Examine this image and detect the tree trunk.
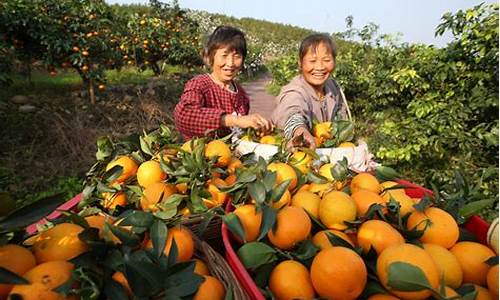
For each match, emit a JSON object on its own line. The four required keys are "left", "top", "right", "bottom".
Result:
{"left": 89, "top": 78, "right": 96, "bottom": 105}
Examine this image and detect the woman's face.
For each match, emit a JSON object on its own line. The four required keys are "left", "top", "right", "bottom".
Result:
{"left": 300, "top": 42, "right": 335, "bottom": 91}
{"left": 210, "top": 46, "right": 243, "bottom": 84}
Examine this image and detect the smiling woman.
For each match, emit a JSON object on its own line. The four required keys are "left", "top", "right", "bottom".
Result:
{"left": 271, "top": 33, "right": 350, "bottom": 150}
{"left": 173, "top": 25, "right": 272, "bottom": 140}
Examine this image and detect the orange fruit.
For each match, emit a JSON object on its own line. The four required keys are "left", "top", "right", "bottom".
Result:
{"left": 312, "top": 229, "right": 354, "bottom": 250}
{"left": 194, "top": 259, "right": 210, "bottom": 276}
{"left": 226, "top": 158, "right": 242, "bottom": 173}
{"left": 376, "top": 243, "right": 439, "bottom": 300}
{"left": 319, "top": 191, "right": 357, "bottom": 230}
{"left": 225, "top": 174, "right": 237, "bottom": 186}
{"left": 487, "top": 264, "right": 499, "bottom": 298}
{"left": 233, "top": 204, "right": 262, "bottom": 242}
{"left": 259, "top": 135, "right": 277, "bottom": 145}
{"left": 290, "top": 190, "right": 321, "bottom": 218}
{"left": 32, "top": 223, "right": 88, "bottom": 264}
{"left": 422, "top": 243, "right": 463, "bottom": 289}
{"left": 271, "top": 189, "right": 291, "bottom": 209}
{"left": 207, "top": 178, "right": 228, "bottom": 206}
{"left": 112, "top": 271, "right": 132, "bottom": 298}
{"left": 145, "top": 226, "right": 194, "bottom": 262}
{"left": 193, "top": 275, "right": 225, "bottom": 300}
{"left": 289, "top": 151, "right": 312, "bottom": 174}
{"left": 136, "top": 160, "right": 167, "bottom": 188}
{"left": 102, "top": 192, "right": 128, "bottom": 210}
{"left": 140, "top": 182, "right": 177, "bottom": 212}
{"left": 84, "top": 214, "right": 125, "bottom": 244}
{"left": 450, "top": 241, "right": 496, "bottom": 285}
{"left": 105, "top": 156, "right": 138, "bottom": 183}
{"left": 204, "top": 140, "right": 231, "bottom": 167}
{"left": 175, "top": 182, "right": 189, "bottom": 194}
{"left": 313, "top": 122, "right": 332, "bottom": 139}
{"left": 268, "top": 206, "right": 311, "bottom": 250}
{"left": 351, "top": 190, "right": 386, "bottom": 217}
{"left": 297, "top": 184, "right": 311, "bottom": 193}
{"left": 357, "top": 220, "right": 405, "bottom": 255}
{"left": 267, "top": 162, "right": 297, "bottom": 190}
{"left": 407, "top": 207, "right": 459, "bottom": 249}
{"left": 0, "top": 244, "right": 36, "bottom": 298}
{"left": 311, "top": 247, "right": 367, "bottom": 300}
{"left": 181, "top": 140, "right": 194, "bottom": 153}
{"left": 367, "top": 294, "right": 400, "bottom": 300}
{"left": 318, "top": 163, "right": 335, "bottom": 181}
{"left": 268, "top": 260, "right": 315, "bottom": 300}
{"left": 308, "top": 182, "right": 336, "bottom": 197}
{"left": 380, "top": 181, "right": 407, "bottom": 202}
{"left": 350, "top": 172, "right": 381, "bottom": 194}
{"left": 9, "top": 261, "right": 74, "bottom": 300}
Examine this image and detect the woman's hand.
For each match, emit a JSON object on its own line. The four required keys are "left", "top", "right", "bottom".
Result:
{"left": 287, "top": 126, "right": 316, "bottom": 151}
{"left": 222, "top": 113, "right": 273, "bottom": 134}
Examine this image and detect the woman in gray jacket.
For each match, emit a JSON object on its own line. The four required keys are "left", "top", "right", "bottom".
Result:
{"left": 271, "top": 34, "right": 350, "bottom": 150}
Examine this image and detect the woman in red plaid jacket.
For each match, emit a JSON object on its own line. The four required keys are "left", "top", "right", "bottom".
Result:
{"left": 174, "top": 26, "right": 272, "bottom": 141}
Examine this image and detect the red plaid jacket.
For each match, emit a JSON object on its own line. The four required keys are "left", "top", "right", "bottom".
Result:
{"left": 174, "top": 74, "right": 250, "bottom": 141}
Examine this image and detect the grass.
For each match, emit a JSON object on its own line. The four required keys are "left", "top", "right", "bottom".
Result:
{"left": 0, "top": 65, "right": 200, "bottom": 102}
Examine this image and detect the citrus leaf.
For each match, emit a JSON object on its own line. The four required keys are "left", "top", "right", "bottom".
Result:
{"left": 222, "top": 213, "right": 245, "bottom": 242}
{"left": 257, "top": 206, "right": 276, "bottom": 241}
{"left": 237, "top": 170, "right": 257, "bottom": 183}
{"left": 103, "top": 165, "right": 123, "bottom": 184}
{"left": 292, "top": 240, "right": 319, "bottom": 261}
{"left": 150, "top": 220, "right": 167, "bottom": 258}
{"left": 325, "top": 231, "right": 354, "bottom": 249}
{"left": 387, "top": 261, "right": 432, "bottom": 291}
{"left": 164, "top": 261, "right": 203, "bottom": 297}
{"left": 105, "top": 277, "right": 130, "bottom": 300}
{"left": 459, "top": 199, "right": 496, "bottom": 219}
{"left": 248, "top": 182, "right": 266, "bottom": 205}
{"left": 0, "top": 267, "right": 29, "bottom": 284}
{"left": 96, "top": 136, "right": 113, "bottom": 161}
{"left": 120, "top": 211, "right": 154, "bottom": 227}
{"left": 375, "top": 166, "right": 401, "bottom": 181}
{"left": 262, "top": 171, "right": 277, "bottom": 192}
{"left": 140, "top": 135, "right": 154, "bottom": 156}
{"left": 307, "top": 172, "right": 328, "bottom": 184}
{"left": 105, "top": 223, "right": 140, "bottom": 247}
{"left": 485, "top": 256, "right": 498, "bottom": 266}
{"left": 270, "top": 180, "right": 290, "bottom": 203}
{"left": 0, "top": 193, "right": 65, "bottom": 232}
{"left": 237, "top": 242, "right": 278, "bottom": 271}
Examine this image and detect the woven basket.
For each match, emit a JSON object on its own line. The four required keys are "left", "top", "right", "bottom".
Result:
{"left": 193, "top": 234, "right": 251, "bottom": 300}
{"left": 182, "top": 214, "right": 223, "bottom": 252}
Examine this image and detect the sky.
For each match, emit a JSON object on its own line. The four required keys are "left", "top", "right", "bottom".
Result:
{"left": 106, "top": 0, "right": 497, "bottom": 47}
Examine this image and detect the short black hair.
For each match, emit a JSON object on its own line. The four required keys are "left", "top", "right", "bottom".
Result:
{"left": 203, "top": 26, "right": 247, "bottom": 66}
{"left": 299, "top": 33, "right": 337, "bottom": 62}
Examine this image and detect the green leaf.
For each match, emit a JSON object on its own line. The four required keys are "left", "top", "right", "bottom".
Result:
{"left": 270, "top": 180, "right": 291, "bottom": 204}
{"left": 119, "top": 210, "right": 154, "bottom": 228}
{"left": 257, "top": 206, "right": 276, "bottom": 241}
{"left": 164, "top": 262, "right": 203, "bottom": 297}
{"left": 237, "top": 242, "right": 278, "bottom": 271}
{"left": 150, "top": 220, "right": 167, "bottom": 258}
{"left": 375, "top": 166, "right": 401, "bottom": 181}
{"left": 105, "top": 223, "right": 140, "bottom": 247}
{"left": 485, "top": 256, "right": 498, "bottom": 266}
{"left": 293, "top": 240, "right": 320, "bottom": 261}
{"left": 387, "top": 261, "right": 432, "bottom": 291}
{"left": 140, "top": 135, "right": 154, "bottom": 156}
{"left": 0, "top": 193, "right": 65, "bottom": 232}
{"left": 262, "top": 171, "right": 277, "bottom": 192}
{"left": 222, "top": 213, "right": 246, "bottom": 242}
{"left": 104, "top": 277, "right": 130, "bottom": 300}
{"left": 459, "top": 199, "right": 496, "bottom": 219}
{"left": 306, "top": 172, "right": 328, "bottom": 184}
{"left": 96, "top": 136, "right": 114, "bottom": 161}
{"left": 325, "top": 231, "right": 354, "bottom": 249}
{"left": 125, "top": 258, "right": 162, "bottom": 297}
{"left": 248, "top": 182, "right": 266, "bottom": 204}
{"left": 237, "top": 170, "right": 257, "bottom": 183}
{"left": 0, "top": 267, "right": 30, "bottom": 285}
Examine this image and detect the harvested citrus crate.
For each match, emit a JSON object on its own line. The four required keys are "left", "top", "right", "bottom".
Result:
{"left": 221, "top": 180, "right": 492, "bottom": 300}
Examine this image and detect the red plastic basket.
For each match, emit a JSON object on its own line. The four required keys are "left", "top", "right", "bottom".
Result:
{"left": 25, "top": 193, "right": 83, "bottom": 235}
{"left": 222, "top": 181, "right": 491, "bottom": 300}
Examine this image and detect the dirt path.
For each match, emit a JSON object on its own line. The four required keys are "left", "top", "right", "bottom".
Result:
{"left": 241, "top": 74, "right": 276, "bottom": 120}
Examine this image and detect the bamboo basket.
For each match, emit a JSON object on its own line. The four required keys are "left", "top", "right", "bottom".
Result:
{"left": 193, "top": 234, "right": 250, "bottom": 300}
